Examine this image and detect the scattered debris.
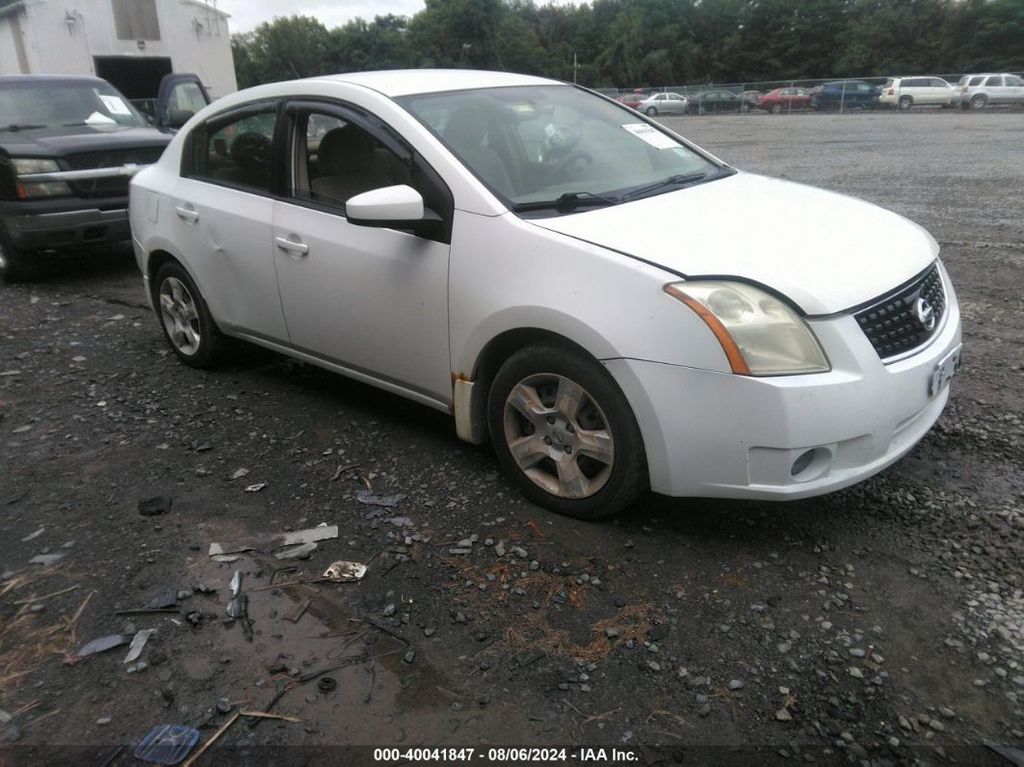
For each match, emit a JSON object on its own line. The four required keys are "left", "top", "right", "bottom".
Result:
{"left": 240, "top": 710, "right": 301, "bottom": 723}
{"left": 208, "top": 524, "right": 338, "bottom": 557}
{"left": 244, "top": 483, "right": 266, "bottom": 493}
{"left": 138, "top": 496, "right": 172, "bottom": 517}
{"left": 74, "top": 634, "right": 130, "bottom": 659}
{"left": 123, "top": 629, "right": 156, "bottom": 664}
{"left": 230, "top": 468, "right": 250, "bottom": 481}
{"left": 29, "top": 553, "right": 64, "bottom": 566}
{"left": 323, "top": 561, "right": 367, "bottom": 582}
{"left": 20, "top": 527, "right": 44, "bottom": 542}
{"left": 274, "top": 542, "right": 317, "bottom": 560}
{"left": 225, "top": 571, "right": 253, "bottom": 642}
{"left": 285, "top": 598, "right": 311, "bottom": 623}
{"left": 180, "top": 711, "right": 239, "bottom": 767}
{"left": 356, "top": 490, "right": 406, "bottom": 508}
{"left": 141, "top": 589, "right": 178, "bottom": 610}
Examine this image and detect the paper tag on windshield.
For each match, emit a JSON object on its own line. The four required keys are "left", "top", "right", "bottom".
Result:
{"left": 622, "top": 123, "right": 678, "bottom": 149}
{"left": 98, "top": 94, "right": 131, "bottom": 116}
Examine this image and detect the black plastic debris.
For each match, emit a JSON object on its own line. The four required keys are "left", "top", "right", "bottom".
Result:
{"left": 133, "top": 724, "right": 199, "bottom": 765}
{"left": 138, "top": 496, "right": 172, "bottom": 517}
{"left": 317, "top": 677, "right": 337, "bottom": 693}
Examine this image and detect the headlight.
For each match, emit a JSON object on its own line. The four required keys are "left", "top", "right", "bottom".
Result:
{"left": 664, "top": 281, "right": 830, "bottom": 375}
{"left": 11, "top": 158, "right": 72, "bottom": 199}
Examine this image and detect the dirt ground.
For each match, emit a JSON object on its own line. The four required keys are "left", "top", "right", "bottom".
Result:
{"left": 1, "top": 110, "right": 1023, "bottom": 765}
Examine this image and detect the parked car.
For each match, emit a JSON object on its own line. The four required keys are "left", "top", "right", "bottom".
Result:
{"left": 130, "top": 69, "right": 962, "bottom": 518}
{"left": 636, "top": 92, "right": 688, "bottom": 116}
{"left": 879, "top": 76, "right": 954, "bottom": 110}
{"left": 615, "top": 91, "right": 647, "bottom": 110}
{"left": 740, "top": 90, "right": 764, "bottom": 110}
{"left": 688, "top": 89, "right": 743, "bottom": 114}
{"left": 0, "top": 74, "right": 196, "bottom": 282}
{"left": 759, "top": 87, "right": 812, "bottom": 113}
{"left": 809, "top": 80, "right": 880, "bottom": 110}
{"left": 956, "top": 73, "right": 1024, "bottom": 110}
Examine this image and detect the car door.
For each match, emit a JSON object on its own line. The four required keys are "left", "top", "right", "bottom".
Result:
{"left": 1006, "top": 75, "right": 1024, "bottom": 104}
{"left": 156, "top": 74, "right": 211, "bottom": 130}
{"left": 666, "top": 93, "right": 685, "bottom": 115}
{"left": 174, "top": 101, "right": 289, "bottom": 341}
{"left": 985, "top": 75, "right": 1005, "bottom": 103}
{"left": 271, "top": 100, "right": 454, "bottom": 405}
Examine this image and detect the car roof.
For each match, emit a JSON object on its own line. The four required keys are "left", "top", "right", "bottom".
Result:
{"left": 305, "top": 69, "right": 560, "bottom": 97}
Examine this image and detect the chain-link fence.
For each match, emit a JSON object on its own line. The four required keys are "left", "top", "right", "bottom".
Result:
{"left": 598, "top": 73, "right": 1024, "bottom": 116}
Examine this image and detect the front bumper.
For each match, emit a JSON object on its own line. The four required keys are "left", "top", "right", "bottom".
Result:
{"left": 606, "top": 265, "right": 962, "bottom": 500}
{"left": 0, "top": 198, "right": 130, "bottom": 251}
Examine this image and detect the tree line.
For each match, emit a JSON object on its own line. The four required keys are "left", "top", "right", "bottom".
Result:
{"left": 231, "top": 0, "right": 1024, "bottom": 90}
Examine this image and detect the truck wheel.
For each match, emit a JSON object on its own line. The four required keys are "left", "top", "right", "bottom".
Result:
{"left": 487, "top": 345, "right": 647, "bottom": 519}
{"left": 0, "top": 224, "right": 35, "bottom": 283}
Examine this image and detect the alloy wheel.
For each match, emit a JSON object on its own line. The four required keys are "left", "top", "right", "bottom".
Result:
{"left": 159, "top": 276, "right": 202, "bottom": 356}
{"left": 502, "top": 373, "right": 614, "bottom": 499}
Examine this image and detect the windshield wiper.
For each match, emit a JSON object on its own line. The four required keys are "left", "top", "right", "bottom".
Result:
{"left": 0, "top": 123, "right": 45, "bottom": 133}
{"left": 512, "top": 190, "right": 619, "bottom": 213}
{"left": 619, "top": 172, "right": 709, "bottom": 202}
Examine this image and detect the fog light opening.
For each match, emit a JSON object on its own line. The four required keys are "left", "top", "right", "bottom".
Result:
{"left": 791, "top": 449, "right": 816, "bottom": 477}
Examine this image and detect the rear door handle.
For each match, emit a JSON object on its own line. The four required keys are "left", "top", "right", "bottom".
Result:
{"left": 175, "top": 205, "right": 199, "bottom": 223}
{"left": 274, "top": 236, "right": 309, "bottom": 257}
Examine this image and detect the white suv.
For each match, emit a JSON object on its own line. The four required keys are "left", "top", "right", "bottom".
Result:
{"left": 880, "top": 76, "right": 954, "bottom": 110}
{"left": 956, "top": 73, "right": 1024, "bottom": 110}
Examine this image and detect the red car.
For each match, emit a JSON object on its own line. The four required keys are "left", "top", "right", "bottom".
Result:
{"left": 759, "top": 87, "right": 812, "bottom": 113}
{"left": 615, "top": 91, "right": 647, "bottom": 109}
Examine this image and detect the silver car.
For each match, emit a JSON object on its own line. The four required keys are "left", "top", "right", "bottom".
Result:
{"left": 956, "top": 73, "right": 1024, "bottom": 110}
{"left": 636, "top": 92, "right": 689, "bottom": 117}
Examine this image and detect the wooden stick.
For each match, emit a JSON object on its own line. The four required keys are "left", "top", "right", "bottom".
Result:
{"left": 182, "top": 710, "right": 240, "bottom": 767}
{"left": 12, "top": 584, "right": 79, "bottom": 605}
{"left": 240, "top": 710, "right": 301, "bottom": 723}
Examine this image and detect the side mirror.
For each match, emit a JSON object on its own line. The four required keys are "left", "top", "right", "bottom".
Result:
{"left": 167, "top": 109, "right": 194, "bottom": 129}
{"left": 345, "top": 185, "right": 442, "bottom": 235}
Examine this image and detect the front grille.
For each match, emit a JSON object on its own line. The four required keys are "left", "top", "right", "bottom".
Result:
{"left": 854, "top": 264, "right": 945, "bottom": 360}
{"left": 64, "top": 146, "right": 165, "bottom": 198}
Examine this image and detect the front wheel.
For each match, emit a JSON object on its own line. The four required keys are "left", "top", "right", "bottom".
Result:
{"left": 153, "top": 261, "right": 224, "bottom": 368}
{"left": 645, "top": 106, "right": 658, "bottom": 116}
{"left": 0, "top": 224, "right": 35, "bottom": 283}
{"left": 487, "top": 345, "right": 647, "bottom": 519}
{"left": 770, "top": 103, "right": 783, "bottom": 114}
{"left": 898, "top": 95, "right": 913, "bottom": 110}
{"left": 969, "top": 95, "right": 987, "bottom": 110}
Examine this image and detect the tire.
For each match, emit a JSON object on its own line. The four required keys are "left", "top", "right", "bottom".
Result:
{"left": 645, "top": 106, "right": 658, "bottom": 116}
{"left": 898, "top": 95, "right": 913, "bottom": 110}
{"left": 153, "top": 261, "right": 224, "bottom": 368}
{"left": 969, "top": 95, "right": 987, "bottom": 110}
{"left": 487, "top": 345, "right": 647, "bottom": 519}
{"left": 0, "top": 223, "right": 35, "bottom": 283}
{"left": 770, "top": 103, "right": 783, "bottom": 114}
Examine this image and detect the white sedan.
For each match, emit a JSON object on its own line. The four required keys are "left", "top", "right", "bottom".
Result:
{"left": 129, "top": 69, "right": 962, "bottom": 519}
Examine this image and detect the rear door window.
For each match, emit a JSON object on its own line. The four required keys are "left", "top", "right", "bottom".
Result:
{"left": 984, "top": 76, "right": 1004, "bottom": 86}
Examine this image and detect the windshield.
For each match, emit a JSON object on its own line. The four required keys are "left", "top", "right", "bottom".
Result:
{"left": 0, "top": 79, "right": 148, "bottom": 130}
{"left": 397, "top": 85, "right": 725, "bottom": 212}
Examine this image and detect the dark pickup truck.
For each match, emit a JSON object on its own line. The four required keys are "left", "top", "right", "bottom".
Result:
{"left": 0, "top": 73, "right": 209, "bottom": 281}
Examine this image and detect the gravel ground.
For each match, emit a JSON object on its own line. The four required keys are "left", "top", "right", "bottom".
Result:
{"left": 1, "top": 111, "right": 1023, "bottom": 765}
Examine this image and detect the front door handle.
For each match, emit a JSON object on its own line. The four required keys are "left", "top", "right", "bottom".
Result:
{"left": 175, "top": 205, "right": 199, "bottom": 223}
{"left": 275, "top": 236, "right": 309, "bottom": 257}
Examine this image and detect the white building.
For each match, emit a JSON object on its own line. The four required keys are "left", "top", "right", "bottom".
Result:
{"left": 0, "top": 0, "right": 237, "bottom": 99}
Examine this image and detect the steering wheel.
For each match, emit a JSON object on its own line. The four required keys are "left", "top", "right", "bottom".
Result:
{"left": 556, "top": 150, "right": 593, "bottom": 178}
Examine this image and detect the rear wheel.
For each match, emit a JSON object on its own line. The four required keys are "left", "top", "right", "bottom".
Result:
{"left": 898, "top": 95, "right": 913, "bottom": 110}
{"left": 487, "top": 345, "right": 647, "bottom": 519}
{"left": 153, "top": 261, "right": 224, "bottom": 368}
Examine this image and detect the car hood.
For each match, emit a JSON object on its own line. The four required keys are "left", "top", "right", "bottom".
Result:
{"left": 527, "top": 172, "right": 938, "bottom": 314}
{"left": 0, "top": 125, "right": 171, "bottom": 157}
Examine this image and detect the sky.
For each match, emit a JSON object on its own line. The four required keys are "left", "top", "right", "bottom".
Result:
{"left": 215, "top": 0, "right": 429, "bottom": 35}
